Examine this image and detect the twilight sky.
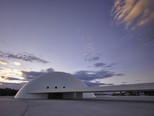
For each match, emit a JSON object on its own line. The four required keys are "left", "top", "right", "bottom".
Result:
{"left": 0, "top": 0, "right": 154, "bottom": 89}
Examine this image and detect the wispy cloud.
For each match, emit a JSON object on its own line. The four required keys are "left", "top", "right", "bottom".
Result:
{"left": 83, "top": 38, "right": 101, "bottom": 62}
{"left": 0, "top": 51, "right": 49, "bottom": 63}
{"left": 112, "top": 0, "right": 154, "bottom": 30}
{"left": 84, "top": 53, "right": 100, "bottom": 62}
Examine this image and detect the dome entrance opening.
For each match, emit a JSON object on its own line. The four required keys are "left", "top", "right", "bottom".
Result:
{"left": 48, "top": 93, "right": 63, "bottom": 99}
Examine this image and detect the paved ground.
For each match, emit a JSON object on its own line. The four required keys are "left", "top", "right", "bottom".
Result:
{"left": 0, "top": 96, "right": 154, "bottom": 116}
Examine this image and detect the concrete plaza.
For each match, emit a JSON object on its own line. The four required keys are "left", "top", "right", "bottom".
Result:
{"left": 0, "top": 96, "right": 154, "bottom": 116}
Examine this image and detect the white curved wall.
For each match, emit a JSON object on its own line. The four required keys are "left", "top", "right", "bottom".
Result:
{"left": 15, "top": 72, "right": 95, "bottom": 99}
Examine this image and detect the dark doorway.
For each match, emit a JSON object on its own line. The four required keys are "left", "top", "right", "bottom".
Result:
{"left": 48, "top": 93, "right": 63, "bottom": 99}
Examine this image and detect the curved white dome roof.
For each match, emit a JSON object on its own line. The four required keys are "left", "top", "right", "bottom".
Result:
{"left": 15, "top": 72, "right": 95, "bottom": 99}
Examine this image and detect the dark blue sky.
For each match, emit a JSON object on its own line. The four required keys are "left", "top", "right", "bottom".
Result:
{"left": 0, "top": 0, "right": 154, "bottom": 88}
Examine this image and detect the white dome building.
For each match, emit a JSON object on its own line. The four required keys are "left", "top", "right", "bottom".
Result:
{"left": 15, "top": 72, "right": 95, "bottom": 99}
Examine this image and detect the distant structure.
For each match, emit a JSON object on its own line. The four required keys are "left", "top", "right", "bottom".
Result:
{"left": 15, "top": 72, "right": 154, "bottom": 99}
{"left": 15, "top": 72, "right": 95, "bottom": 99}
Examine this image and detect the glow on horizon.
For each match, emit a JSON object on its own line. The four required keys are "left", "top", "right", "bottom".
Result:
{"left": 0, "top": 68, "right": 23, "bottom": 77}
{"left": 0, "top": 60, "right": 8, "bottom": 65}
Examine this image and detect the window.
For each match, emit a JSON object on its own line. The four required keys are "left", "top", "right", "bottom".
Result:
{"left": 47, "top": 86, "right": 49, "bottom": 89}
{"left": 55, "top": 86, "right": 57, "bottom": 89}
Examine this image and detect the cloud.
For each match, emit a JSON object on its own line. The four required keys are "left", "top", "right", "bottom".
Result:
{"left": 45, "top": 68, "right": 54, "bottom": 73}
{"left": 73, "top": 70, "right": 123, "bottom": 81}
{"left": 0, "top": 65, "right": 123, "bottom": 88}
{"left": 0, "top": 51, "right": 49, "bottom": 63}
{"left": 23, "top": 68, "right": 54, "bottom": 79}
{"left": 23, "top": 68, "right": 121, "bottom": 87}
{"left": 23, "top": 71, "right": 43, "bottom": 79}
{"left": 74, "top": 69, "right": 123, "bottom": 87}
{"left": 90, "top": 62, "right": 117, "bottom": 69}
{"left": 93, "top": 62, "right": 106, "bottom": 68}
{"left": 112, "top": 0, "right": 154, "bottom": 30}
{"left": 23, "top": 68, "right": 123, "bottom": 86}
